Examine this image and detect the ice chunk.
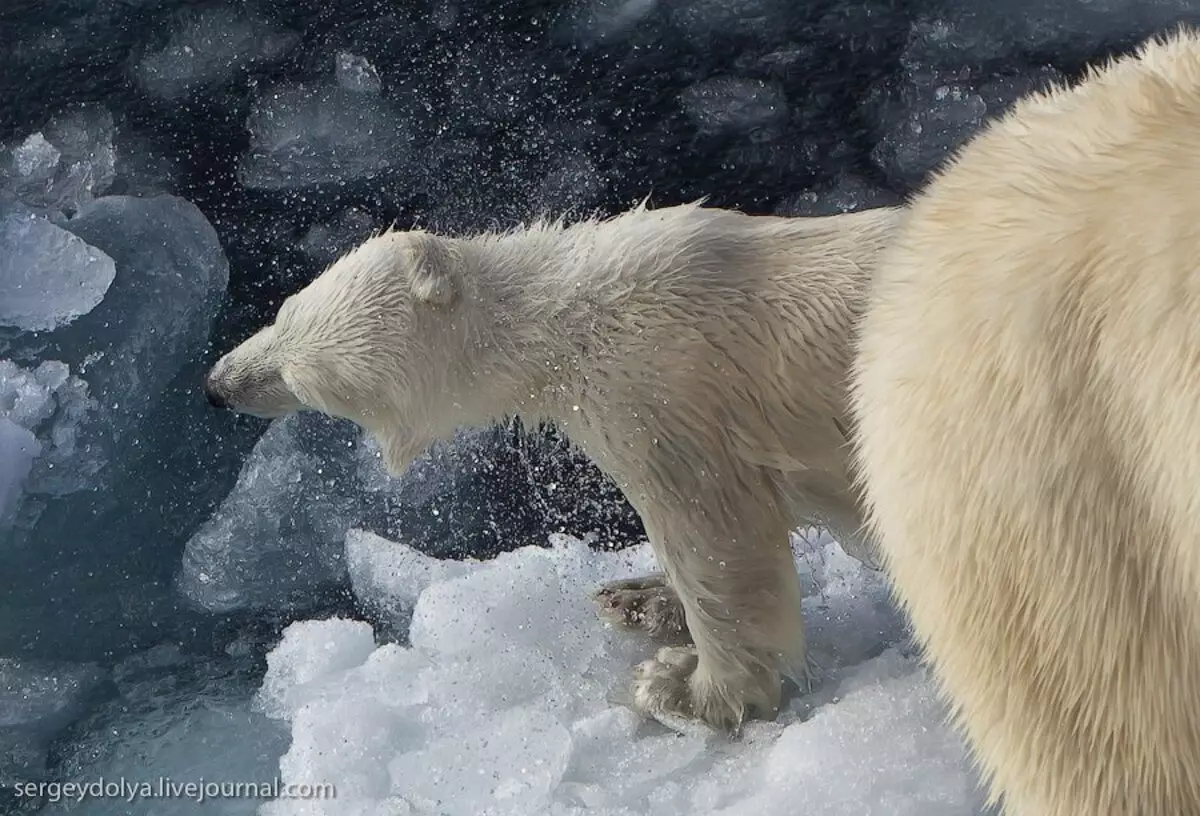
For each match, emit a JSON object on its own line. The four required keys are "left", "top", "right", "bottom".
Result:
{"left": 3, "top": 106, "right": 117, "bottom": 216}
{"left": 258, "top": 618, "right": 378, "bottom": 720}
{"left": 0, "top": 209, "right": 116, "bottom": 332}
{"left": 177, "top": 413, "right": 362, "bottom": 614}
{"left": 33, "top": 194, "right": 229, "bottom": 459}
{"left": 11, "top": 134, "right": 60, "bottom": 181}
{"left": 680, "top": 77, "right": 789, "bottom": 141}
{"left": 560, "top": 0, "right": 659, "bottom": 48}
{"left": 239, "top": 82, "right": 421, "bottom": 190}
{"left": 334, "top": 53, "right": 383, "bottom": 95}
{"left": 0, "top": 657, "right": 107, "bottom": 785}
{"left": 259, "top": 533, "right": 989, "bottom": 814}
{"left": 0, "top": 419, "right": 37, "bottom": 528}
{"left": 0, "top": 359, "right": 98, "bottom": 505}
{"left": 0, "top": 194, "right": 228, "bottom": 660}
{"left": 135, "top": 6, "right": 299, "bottom": 101}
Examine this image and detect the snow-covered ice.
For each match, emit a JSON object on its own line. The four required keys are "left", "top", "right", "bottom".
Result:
{"left": 256, "top": 531, "right": 993, "bottom": 815}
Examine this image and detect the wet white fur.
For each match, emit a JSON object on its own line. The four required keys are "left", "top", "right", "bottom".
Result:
{"left": 207, "top": 200, "right": 900, "bottom": 731}
{"left": 851, "top": 28, "right": 1200, "bottom": 815}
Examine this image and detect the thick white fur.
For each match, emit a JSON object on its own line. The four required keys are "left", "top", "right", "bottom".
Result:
{"left": 206, "top": 200, "right": 900, "bottom": 732}
{"left": 850, "top": 28, "right": 1200, "bottom": 815}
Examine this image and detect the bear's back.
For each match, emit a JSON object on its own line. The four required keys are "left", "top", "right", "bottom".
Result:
{"left": 851, "top": 28, "right": 1200, "bottom": 815}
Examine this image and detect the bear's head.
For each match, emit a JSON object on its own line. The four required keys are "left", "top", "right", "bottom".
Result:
{"left": 204, "top": 228, "right": 467, "bottom": 475}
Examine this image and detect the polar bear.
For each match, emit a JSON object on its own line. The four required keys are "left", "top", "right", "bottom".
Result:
{"left": 850, "top": 28, "right": 1200, "bottom": 815}
{"left": 205, "top": 200, "right": 900, "bottom": 732}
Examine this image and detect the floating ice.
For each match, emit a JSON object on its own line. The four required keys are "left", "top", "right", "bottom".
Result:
{"left": 680, "top": 77, "right": 789, "bottom": 141}
{"left": 239, "top": 82, "right": 420, "bottom": 190}
{"left": 0, "top": 193, "right": 228, "bottom": 660}
{"left": 3, "top": 106, "right": 117, "bottom": 216}
{"left": 135, "top": 6, "right": 299, "bottom": 101}
{"left": 177, "top": 413, "right": 362, "bottom": 615}
{"left": 181, "top": 414, "right": 642, "bottom": 617}
{"left": 0, "top": 419, "right": 37, "bottom": 529}
{"left": 0, "top": 209, "right": 116, "bottom": 332}
{"left": 0, "top": 359, "right": 97, "bottom": 510}
{"left": 11, "top": 134, "right": 60, "bottom": 181}
{"left": 0, "top": 657, "right": 107, "bottom": 785}
{"left": 257, "top": 532, "right": 991, "bottom": 815}
{"left": 43, "top": 644, "right": 289, "bottom": 816}
{"left": 560, "top": 0, "right": 659, "bottom": 48}
{"left": 55, "top": 194, "right": 230, "bottom": 442}
{"left": 335, "top": 53, "right": 383, "bottom": 95}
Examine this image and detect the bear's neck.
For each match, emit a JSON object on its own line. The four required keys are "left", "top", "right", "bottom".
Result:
{"left": 450, "top": 215, "right": 670, "bottom": 423}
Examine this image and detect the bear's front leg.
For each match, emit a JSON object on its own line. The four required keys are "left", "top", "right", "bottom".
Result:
{"left": 592, "top": 573, "right": 691, "bottom": 644}
{"left": 627, "top": 476, "right": 808, "bottom": 734}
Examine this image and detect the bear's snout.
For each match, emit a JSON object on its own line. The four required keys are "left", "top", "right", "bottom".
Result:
{"left": 203, "top": 375, "right": 230, "bottom": 410}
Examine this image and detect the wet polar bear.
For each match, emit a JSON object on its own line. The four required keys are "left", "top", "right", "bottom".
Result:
{"left": 205, "top": 200, "right": 900, "bottom": 732}
{"left": 851, "top": 28, "right": 1200, "bottom": 816}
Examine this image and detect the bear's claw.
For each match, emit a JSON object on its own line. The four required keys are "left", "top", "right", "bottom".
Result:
{"left": 592, "top": 574, "right": 691, "bottom": 644}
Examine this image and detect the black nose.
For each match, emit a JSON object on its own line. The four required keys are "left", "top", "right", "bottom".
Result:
{"left": 204, "top": 379, "right": 229, "bottom": 410}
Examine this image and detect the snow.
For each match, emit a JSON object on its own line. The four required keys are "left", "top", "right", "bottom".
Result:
{"left": 256, "top": 531, "right": 992, "bottom": 816}
{"left": 0, "top": 209, "right": 116, "bottom": 332}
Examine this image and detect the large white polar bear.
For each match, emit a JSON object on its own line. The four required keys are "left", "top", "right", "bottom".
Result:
{"left": 204, "top": 201, "right": 899, "bottom": 732}
{"left": 850, "top": 28, "right": 1200, "bottom": 816}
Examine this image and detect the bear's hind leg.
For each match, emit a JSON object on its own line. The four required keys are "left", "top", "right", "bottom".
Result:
{"left": 629, "top": 477, "right": 807, "bottom": 734}
{"left": 593, "top": 574, "right": 691, "bottom": 644}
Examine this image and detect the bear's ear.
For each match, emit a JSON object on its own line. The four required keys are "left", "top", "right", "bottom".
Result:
{"left": 406, "top": 231, "right": 461, "bottom": 308}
